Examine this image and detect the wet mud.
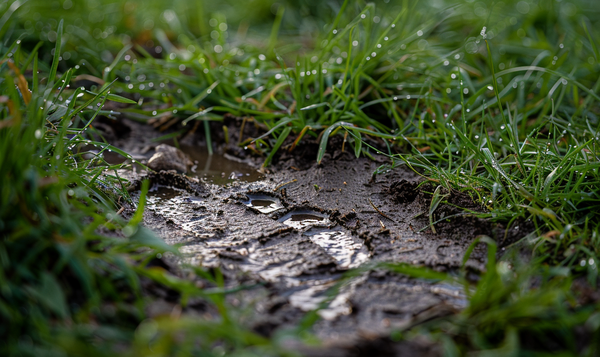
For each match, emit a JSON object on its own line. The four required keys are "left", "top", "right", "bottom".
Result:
{"left": 106, "top": 116, "right": 531, "bottom": 355}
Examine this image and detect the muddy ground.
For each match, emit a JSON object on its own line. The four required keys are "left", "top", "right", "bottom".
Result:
{"left": 94, "top": 114, "right": 531, "bottom": 356}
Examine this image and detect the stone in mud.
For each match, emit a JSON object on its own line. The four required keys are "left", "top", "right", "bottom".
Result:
{"left": 147, "top": 144, "right": 194, "bottom": 173}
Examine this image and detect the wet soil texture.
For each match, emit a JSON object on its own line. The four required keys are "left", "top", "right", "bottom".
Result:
{"left": 108, "top": 117, "right": 526, "bottom": 355}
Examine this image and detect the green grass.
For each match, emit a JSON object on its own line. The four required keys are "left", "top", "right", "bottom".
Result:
{"left": 2, "top": 0, "right": 600, "bottom": 355}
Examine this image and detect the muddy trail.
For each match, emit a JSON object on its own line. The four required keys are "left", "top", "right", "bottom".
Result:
{"left": 97, "top": 115, "right": 530, "bottom": 356}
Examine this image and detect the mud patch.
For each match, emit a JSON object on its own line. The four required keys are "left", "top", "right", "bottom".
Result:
{"left": 117, "top": 117, "right": 534, "bottom": 355}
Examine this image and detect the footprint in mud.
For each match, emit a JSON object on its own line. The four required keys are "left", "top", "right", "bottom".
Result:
{"left": 243, "top": 194, "right": 284, "bottom": 214}
{"left": 278, "top": 210, "right": 330, "bottom": 229}
{"left": 304, "top": 228, "right": 369, "bottom": 269}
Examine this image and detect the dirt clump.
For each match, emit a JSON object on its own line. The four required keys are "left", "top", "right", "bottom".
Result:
{"left": 387, "top": 179, "right": 420, "bottom": 204}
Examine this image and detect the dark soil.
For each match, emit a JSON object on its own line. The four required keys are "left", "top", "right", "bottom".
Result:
{"left": 104, "top": 114, "right": 534, "bottom": 356}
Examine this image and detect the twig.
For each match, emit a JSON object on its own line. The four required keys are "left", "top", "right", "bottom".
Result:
{"left": 274, "top": 179, "right": 297, "bottom": 191}
{"left": 369, "top": 198, "right": 394, "bottom": 221}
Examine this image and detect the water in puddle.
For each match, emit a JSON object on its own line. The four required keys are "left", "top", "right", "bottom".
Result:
{"left": 304, "top": 228, "right": 369, "bottom": 268}
{"left": 147, "top": 186, "right": 183, "bottom": 200}
{"left": 243, "top": 194, "right": 284, "bottom": 214}
{"left": 145, "top": 186, "right": 204, "bottom": 230}
{"left": 278, "top": 210, "right": 330, "bottom": 229}
{"left": 178, "top": 144, "right": 262, "bottom": 184}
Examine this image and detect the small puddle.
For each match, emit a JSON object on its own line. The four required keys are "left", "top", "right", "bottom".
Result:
{"left": 278, "top": 210, "right": 330, "bottom": 229}
{"left": 145, "top": 186, "right": 204, "bottom": 229}
{"left": 304, "top": 228, "right": 369, "bottom": 268}
{"left": 178, "top": 144, "right": 262, "bottom": 184}
{"left": 243, "top": 194, "right": 284, "bottom": 214}
{"left": 147, "top": 186, "right": 183, "bottom": 200}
